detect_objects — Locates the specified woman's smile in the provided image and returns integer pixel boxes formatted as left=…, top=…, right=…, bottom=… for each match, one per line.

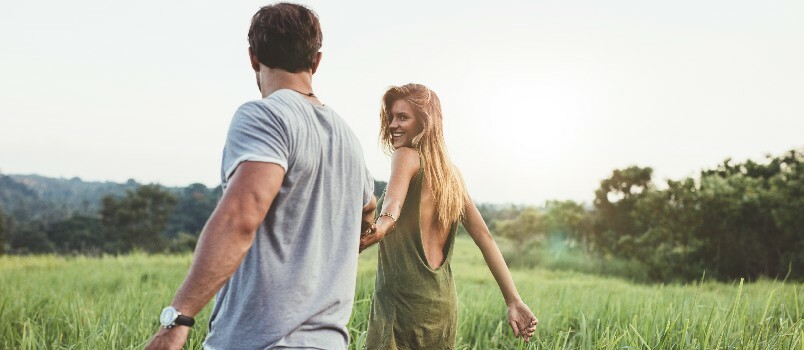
left=389, top=100, right=422, bottom=149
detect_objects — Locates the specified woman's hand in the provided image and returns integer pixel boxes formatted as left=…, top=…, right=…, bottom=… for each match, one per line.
left=507, top=299, right=538, bottom=342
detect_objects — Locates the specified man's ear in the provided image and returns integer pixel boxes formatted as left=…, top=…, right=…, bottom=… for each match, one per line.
left=311, top=52, right=322, bottom=74
left=249, top=47, right=260, bottom=72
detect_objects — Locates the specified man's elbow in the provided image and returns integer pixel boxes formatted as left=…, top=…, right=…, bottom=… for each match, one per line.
left=234, top=214, right=262, bottom=239
left=213, top=209, right=260, bottom=242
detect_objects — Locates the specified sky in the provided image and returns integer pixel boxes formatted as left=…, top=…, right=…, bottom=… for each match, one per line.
left=1, top=0, right=802, bottom=205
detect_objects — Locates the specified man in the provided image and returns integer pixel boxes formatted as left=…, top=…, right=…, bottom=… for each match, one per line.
left=145, top=3, right=376, bottom=349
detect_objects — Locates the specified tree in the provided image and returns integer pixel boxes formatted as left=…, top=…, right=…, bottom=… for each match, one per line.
left=101, top=184, right=178, bottom=253
left=164, top=184, right=220, bottom=238
left=592, top=166, right=653, bottom=256
left=48, top=215, right=105, bottom=254
left=496, top=207, right=546, bottom=249
left=9, top=221, right=53, bottom=254
left=544, top=200, right=591, bottom=250
left=589, top=150, right=804, bottom=281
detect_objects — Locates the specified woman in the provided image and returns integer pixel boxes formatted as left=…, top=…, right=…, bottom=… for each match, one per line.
left=359, top=83, right=537, bottom=349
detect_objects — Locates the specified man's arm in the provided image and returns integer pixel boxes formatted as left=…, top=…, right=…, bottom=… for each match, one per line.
left=145, top=161, right=284, bottom=349
left=361, top=195, right=378, bottom=236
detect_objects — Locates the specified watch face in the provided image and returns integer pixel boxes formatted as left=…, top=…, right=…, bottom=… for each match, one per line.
left=160, top=306, right=178, bottom=326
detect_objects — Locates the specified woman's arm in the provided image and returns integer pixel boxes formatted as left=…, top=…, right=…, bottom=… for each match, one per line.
left=462, top=198, right=538, bottom=341
left=359, top=147, right=420, bottom=252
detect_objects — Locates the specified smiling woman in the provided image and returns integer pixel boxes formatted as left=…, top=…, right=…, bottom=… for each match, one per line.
left=387, top=100, right=424, bottom=150
left=360, top=83, right=538, bottom=349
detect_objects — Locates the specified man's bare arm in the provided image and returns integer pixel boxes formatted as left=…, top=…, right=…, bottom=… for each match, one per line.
left=172, top=161, right=284, bottom=315
left=361, top=196, right=377, bottom=235
left=145, top=162, right=283, bottom=350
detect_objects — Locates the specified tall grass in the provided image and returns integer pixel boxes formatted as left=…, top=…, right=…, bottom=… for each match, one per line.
left=1, top=237, right=801, bottom=349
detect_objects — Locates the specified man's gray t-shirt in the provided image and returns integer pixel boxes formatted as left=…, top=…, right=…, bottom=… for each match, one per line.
left=203, top=89, right=374, bottom=350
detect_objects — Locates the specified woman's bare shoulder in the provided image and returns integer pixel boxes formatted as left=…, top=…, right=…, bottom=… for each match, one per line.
left=391, top=147, right=421, bottom=175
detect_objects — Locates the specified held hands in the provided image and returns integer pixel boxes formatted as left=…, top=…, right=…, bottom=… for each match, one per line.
left=507, top=299, right=538, bottom=342
left=359, top=214, right=396, bottom=252
left=144, top=326, right=189, bottom=350
left=359, top=223, right=382, bottom=253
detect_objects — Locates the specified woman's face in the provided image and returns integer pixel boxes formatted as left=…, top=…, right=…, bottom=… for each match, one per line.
left=388, top=99, right=424, bottom=149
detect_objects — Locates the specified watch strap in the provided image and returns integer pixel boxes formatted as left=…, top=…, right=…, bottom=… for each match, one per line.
left=174, top=314, right=195, bottom=327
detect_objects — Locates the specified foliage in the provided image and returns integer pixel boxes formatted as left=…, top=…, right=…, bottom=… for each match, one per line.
left=544, top=200, right=592, bottom=251
left=169, top=232, right=199, bottom=253
left=101, top=184, right=178, bottom=253
left=592, top=165, right=654, bottom=256
left=495, top=207, right=546, bottom=249
left=0, top=174, right=139, bottom=225
left=9, top=221, right=54, bottom=254
left=0, top=175, right=218, bottom=254
left=163, top=183, right=221, bottom=238
left=1, top=149, right=801, bottom=282
left=0, top=175, right=58, bottom=224
left=590, top=149, right=804, bottom=281
left=47, top=215, right=106, bottom=254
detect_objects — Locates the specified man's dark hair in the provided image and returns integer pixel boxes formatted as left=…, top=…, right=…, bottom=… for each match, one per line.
left=248, top=3, right=323, bottom=73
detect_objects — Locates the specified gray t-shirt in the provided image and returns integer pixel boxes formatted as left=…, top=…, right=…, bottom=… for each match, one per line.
left=203, top=89, right=374, bottom=350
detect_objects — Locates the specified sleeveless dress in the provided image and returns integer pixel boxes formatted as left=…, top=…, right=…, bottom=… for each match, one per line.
left=365, top=169, right=459, bottom=349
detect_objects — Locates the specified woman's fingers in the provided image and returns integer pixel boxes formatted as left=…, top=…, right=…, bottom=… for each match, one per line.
left=519, top=323, right=530, bottom=338
left=508, top=320, right=521, bottom=337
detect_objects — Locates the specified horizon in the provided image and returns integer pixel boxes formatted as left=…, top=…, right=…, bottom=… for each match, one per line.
left=3, top=146, right=799, bottom=207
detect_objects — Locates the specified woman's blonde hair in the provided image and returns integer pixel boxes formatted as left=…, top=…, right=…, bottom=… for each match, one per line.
left=379, top=83, right=469, bottom=230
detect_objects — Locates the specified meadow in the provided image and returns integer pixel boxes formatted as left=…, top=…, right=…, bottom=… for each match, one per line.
left=1, top=236, right=801, bottom=349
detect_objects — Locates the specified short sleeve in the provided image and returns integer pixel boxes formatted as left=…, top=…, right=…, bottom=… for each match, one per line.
left=221, top=101, right=290, bottom=183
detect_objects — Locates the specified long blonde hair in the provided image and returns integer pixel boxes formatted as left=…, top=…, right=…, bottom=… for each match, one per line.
left=379, top=83, right=469, bottom=231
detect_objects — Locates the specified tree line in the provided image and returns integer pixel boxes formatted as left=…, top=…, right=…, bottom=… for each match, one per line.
left=0, top=178, right=387, bottom=255
left=0, top=183, right=220, bottom=254
left=1, top=149, right=801, bottom=281
left=491, top=149, right=802, bottom=282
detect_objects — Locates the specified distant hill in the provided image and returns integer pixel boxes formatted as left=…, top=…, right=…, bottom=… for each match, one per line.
left=0, top=173, right=388, bottom=227
left=0, top=174, right=140, bottom=224
left=0, top=174, right=199, bottom=229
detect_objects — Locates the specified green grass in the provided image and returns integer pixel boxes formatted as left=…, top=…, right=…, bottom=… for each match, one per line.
left=1, top=237, right=801, bottom=349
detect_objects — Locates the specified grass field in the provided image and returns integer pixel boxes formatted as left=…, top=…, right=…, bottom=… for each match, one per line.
left=1, top=236, right=801, bottom=349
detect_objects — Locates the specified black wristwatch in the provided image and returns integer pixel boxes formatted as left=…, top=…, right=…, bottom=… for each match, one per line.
left=160, top=306, right=195, bottom=328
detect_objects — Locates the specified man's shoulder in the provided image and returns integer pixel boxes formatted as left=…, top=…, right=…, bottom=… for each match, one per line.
left=230, top=98, right=289, bottom=127
left=235, top=90, right=315, bottom=121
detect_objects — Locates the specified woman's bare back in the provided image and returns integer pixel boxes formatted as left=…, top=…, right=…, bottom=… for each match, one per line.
left=419, top=176, right=452, bottom=269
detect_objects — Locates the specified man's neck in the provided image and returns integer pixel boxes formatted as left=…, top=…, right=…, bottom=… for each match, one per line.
left=258, top=66, right=316, bottom=100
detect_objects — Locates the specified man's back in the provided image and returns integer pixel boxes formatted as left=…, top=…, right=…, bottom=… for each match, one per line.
left=204, top=89, right=373, bottom=349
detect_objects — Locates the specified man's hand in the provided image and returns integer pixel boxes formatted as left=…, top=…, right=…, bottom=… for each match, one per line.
left=507, top=299, right=538, bottom=342
left=361, top=196, right=377, bottom=236
left=360, top=213, right=396, bottom=253
left=144, top=326, right=189, bottom=350
left=359, top=228, right=385, bottom=253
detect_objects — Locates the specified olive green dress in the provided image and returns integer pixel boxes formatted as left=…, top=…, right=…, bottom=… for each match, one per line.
left=365, top=169, right=459, bottom=349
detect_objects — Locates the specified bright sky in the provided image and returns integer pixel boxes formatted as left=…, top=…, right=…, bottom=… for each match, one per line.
left=1, top=0, right=802, bottom=205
